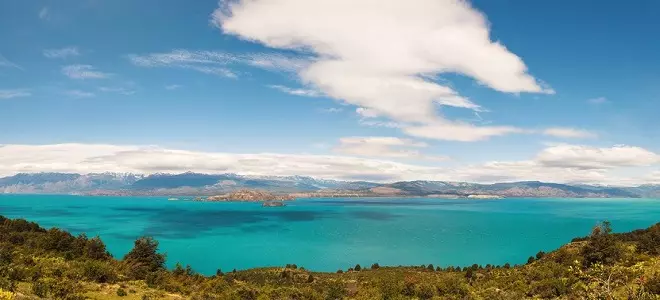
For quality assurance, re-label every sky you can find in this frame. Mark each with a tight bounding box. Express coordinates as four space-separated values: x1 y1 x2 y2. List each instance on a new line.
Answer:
1 0 659 185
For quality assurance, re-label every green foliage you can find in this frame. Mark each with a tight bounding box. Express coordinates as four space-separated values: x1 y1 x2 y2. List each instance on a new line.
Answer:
123 236 166 279
583 221 623 266
82 259 117 283
2 215 660 300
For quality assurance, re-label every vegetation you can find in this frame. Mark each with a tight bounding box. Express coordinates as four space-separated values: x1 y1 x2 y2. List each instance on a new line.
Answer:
1 214 659 299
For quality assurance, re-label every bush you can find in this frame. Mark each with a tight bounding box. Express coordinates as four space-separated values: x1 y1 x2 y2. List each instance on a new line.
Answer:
371 263 380 269
582 221 623 266
124 237 166 279
0 289 14 300
416 283 436 299
83 260 117 283
354 264 361 271
117 288 128 297
86 236 110 260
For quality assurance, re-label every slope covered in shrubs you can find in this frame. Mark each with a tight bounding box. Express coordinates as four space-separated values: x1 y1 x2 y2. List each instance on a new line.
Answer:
0 215 659 299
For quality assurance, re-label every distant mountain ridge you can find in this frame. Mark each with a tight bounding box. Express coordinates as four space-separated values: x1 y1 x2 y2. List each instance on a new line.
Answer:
0 172 659 198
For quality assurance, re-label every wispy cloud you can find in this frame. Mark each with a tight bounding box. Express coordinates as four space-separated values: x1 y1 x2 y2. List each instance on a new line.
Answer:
0 89 31 99
127 49 309 78
0 54 22 70
334 136 448 161
64 90 95 98
165 84 182 90
319 107 343 113
588 97 608 105
62 65 111 79
44 47 80 59
38 7 49 20
358 119 402 129
267 85 321 97
543 127 598 139
98 87 135 96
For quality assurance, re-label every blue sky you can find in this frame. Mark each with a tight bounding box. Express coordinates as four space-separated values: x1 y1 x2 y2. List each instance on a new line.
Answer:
1 0 659 185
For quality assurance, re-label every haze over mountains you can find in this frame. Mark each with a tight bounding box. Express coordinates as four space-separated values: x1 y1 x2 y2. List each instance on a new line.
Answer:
1 172 659 198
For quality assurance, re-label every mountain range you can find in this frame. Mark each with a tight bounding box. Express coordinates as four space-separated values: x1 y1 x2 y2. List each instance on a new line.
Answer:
1 172 659 198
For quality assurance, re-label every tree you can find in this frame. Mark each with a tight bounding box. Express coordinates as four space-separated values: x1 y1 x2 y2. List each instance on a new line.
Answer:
465 268 474 281
426 264 434 271
123 236 166 279
371 263 380 269
527 256 535 264
86 236 110 260
535 251 546 260
583 221 622 266
354 264 362 271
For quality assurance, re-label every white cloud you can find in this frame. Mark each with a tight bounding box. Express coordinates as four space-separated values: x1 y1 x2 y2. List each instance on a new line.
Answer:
65 90 95 98
213 0 552 141
358 119 402 129
165 84 182 90
355 107 380 119
0 54 22 70
334 137 447 161
127 49 308 78
1 143 659 185
320 107 342 113
38 7 49 20
0 89 31 99
43 47 80 59
267 85 321 97
543 127 597 139
588 97 608 105
98 87 135 95
535 144 660 170
403 122 528 142
62 65 111 79
0 143 444 182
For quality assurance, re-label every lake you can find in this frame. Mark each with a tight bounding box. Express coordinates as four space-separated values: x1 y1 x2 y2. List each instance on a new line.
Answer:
1 195 659 275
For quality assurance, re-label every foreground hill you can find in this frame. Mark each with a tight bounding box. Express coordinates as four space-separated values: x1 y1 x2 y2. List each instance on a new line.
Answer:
1 215 659 299
0 172 658 198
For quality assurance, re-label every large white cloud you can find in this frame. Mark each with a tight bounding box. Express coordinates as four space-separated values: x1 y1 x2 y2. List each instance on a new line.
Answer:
536 145 660 170
213 0 553 141
1 143 659 185
0 144 443 182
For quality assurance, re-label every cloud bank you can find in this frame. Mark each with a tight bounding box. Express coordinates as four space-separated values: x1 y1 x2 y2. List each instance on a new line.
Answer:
1 143 658 185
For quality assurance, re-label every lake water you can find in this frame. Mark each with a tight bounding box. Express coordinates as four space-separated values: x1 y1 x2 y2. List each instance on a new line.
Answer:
1 195 659 275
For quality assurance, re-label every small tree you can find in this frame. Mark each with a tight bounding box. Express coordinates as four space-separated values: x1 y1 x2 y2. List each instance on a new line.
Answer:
465 268 474 281
86 236 110 260
535 251 546 260
583 220 622 266
123 236 166 279
371 263 380 269
354 264 361 271
426 264 434 271
527 256 535 264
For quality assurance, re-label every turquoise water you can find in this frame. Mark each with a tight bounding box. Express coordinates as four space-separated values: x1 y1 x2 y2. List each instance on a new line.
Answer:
1 195 659 275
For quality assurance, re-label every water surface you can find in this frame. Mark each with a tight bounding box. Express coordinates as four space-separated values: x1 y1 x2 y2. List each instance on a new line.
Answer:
1 195 658 274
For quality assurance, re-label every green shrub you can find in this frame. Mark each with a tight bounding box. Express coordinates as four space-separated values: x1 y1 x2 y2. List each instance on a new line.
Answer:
124 236 166 279
83 260 117 283
117 288 128 297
